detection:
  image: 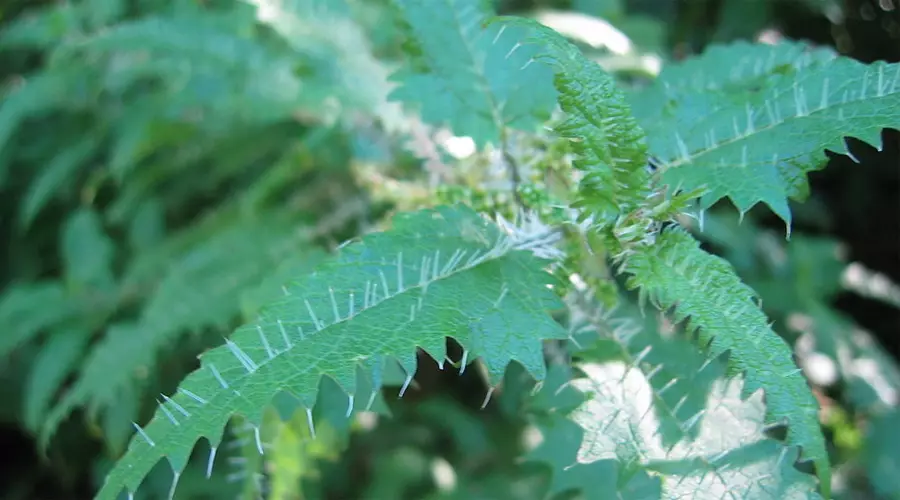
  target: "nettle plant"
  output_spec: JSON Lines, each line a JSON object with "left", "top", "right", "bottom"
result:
{"left": 93, "top": 4, "right": 900, "bottom": 500}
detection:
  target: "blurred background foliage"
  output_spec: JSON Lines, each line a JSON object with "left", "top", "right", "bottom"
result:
{"left": 0, "top": 0, "right": 897, "bottom": 499}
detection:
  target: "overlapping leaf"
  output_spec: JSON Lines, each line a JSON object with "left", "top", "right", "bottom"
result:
{"left": 96, "top": 204, "right": 567, "bottom": 499}
{"left": 622, "top": 228, "right": 830, "bottom": 495}
{"left": 389, "top": 0, "right": 557, "bottom": 147}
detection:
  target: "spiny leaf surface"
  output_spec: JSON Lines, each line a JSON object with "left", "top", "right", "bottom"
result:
{"left": 490, "top": 17, "right": 651, "bottom": 226}
{"left": 389, "top": 0, "right": 557, "bottom": 147}
{"left": 635, "top": 42, "right": 900, "bottom": 228}
{"left": 621, "top": 228, "right": 829, "bottom": 495}
{"left": 96, "top": 204, "right": 567, "bottom": 499}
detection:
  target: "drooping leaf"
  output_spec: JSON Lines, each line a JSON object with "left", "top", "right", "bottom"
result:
{"left": 23, "top": 328, "right": 91, "bottom": 431}
{"left": 621, "top": 228, "right": 830, "bottom": 495}
{"left": 95, "top": 204, "right": 568, "bottom": 499}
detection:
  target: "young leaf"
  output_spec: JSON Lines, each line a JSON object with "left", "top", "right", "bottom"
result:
{"left": 489, "top": 17, "right": 651, "bottom": 226}
{"left": 95, "top": 204, "right": 568, "bottom": 499}
{"left": 389, "top": 0, "right": 557, "bottom": 147}
{"left": 621, "top": 228, "right": 830, "bottom": 496}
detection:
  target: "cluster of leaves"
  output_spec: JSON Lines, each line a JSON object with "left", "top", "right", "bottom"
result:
{"left": 0, "top": 0, "right": 898, "bottom": 499}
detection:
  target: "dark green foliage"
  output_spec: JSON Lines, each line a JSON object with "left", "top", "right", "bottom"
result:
{"left": 1, "top": 1, "right": 897, "bottom": 499}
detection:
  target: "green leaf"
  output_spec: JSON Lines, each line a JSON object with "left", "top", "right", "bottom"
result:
{"left": 61, "top": 207, "right": 116, "bottom": 291}
{"left": 863, "top": 408, "right": 900, "bottom": 499}
{"left": 95, "top": 204, "right": 567, "bottom": 499}
{"left": 621, "top": 228, "right": 830, "bottom": 495}
{"left": 490, "top": 17, "right": 650, "bottom": 226}
{"left": 19, "top": 133, "right": 102, "bottom": 228}
{"left": 41, "top": 323, "right": 153, "bottom": 449}
{"left": 389, "top": 0, "right": 557, "bottom": 147}
{"left": 23, "top": 328, "right": 90, "bottom": 431}
{"left": 0, "top": 282, "right": 86, "bottom": 359}
{"left": 635, "top": 41, "right": 899, "bottom": 228}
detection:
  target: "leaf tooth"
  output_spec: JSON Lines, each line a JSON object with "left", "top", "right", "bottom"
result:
{"left": 132, "top": 422, "right": 155, "bottom": 447}
{"left": 256, "top": 325, "right": 275, "bottom": 360}
{"left": 162, "top": 394, "right": 190, "bottom": 417}
{"left": 459, "top": 350, "right": 469, "bottom": 375}
{"left": 208, "top": 364, "right": 229, "bottom": 389}
{"left": 277, "top": 319, "right": 291, "bottom": 350}
{"left": 820, "top": 77, "right": 830, "bottom": 110}
{"left": 409, "top": 304, "right": 416, "bottom": 322}
{"left": 306, "top": 408, "right": 316, "bottom": 439}
{"left": 167, "top": 471, "right": 180, "bottom": 500}
{"left": 398, "top": 372, "right": 414, "bottom": 398}
{"left": 206, "top": 447, "right": 217, "bottom": 478}
{"left": 480, "top": 386, "right": 495, "bottom": 409}
{"left": 296, "top": 325, "right": 305, "bottom": 341}
{"left": 348, "top": 292, "right": 355, "bottom": 318}
{"left": 364, "top": 280, "right": 371, "bottom": 309}
{"left": 365, "top": 391, "right": 377, "bottom": 411}
{"left": 179, "top": 388, "right": 207, "bottom": 405}
{"left": 346, "top": 394, "right": 354, "bottom": 417}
